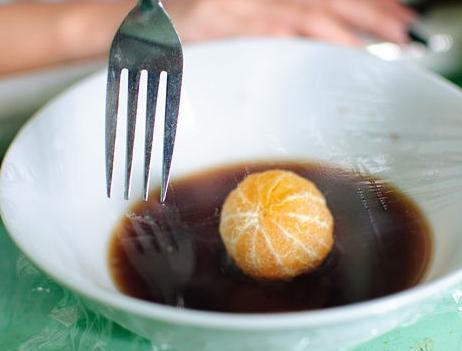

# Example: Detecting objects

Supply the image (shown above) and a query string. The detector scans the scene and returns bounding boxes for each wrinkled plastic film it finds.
[1,42,462,350]
[2,243,462,350]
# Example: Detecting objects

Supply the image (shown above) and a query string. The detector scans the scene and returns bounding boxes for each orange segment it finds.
[219,169,334,280]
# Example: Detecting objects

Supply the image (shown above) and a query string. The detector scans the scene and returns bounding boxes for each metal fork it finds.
[105,0,183,202]
[123,206,195,305]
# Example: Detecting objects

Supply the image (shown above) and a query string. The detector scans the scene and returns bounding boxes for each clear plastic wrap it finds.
[2,227,462,351]
[1,39,462,351]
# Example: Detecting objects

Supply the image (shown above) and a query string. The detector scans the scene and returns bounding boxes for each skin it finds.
[0,0,416,76]
[0,1,134,75]
[166,0,416,45]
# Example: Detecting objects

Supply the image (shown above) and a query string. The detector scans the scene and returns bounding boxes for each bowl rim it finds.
[2,38,462,331]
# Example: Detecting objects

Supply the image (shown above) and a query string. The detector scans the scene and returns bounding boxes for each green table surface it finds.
[1,75,462,351]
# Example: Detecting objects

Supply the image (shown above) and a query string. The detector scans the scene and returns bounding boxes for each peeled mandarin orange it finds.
[219,169,334,280]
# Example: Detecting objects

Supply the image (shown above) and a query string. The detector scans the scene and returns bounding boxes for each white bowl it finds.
[2,39,462,351]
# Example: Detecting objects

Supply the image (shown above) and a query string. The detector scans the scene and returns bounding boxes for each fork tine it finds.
[105,66,121,198]
[143,72,160,201]
[160,72,182,203]
[124,70,141,200]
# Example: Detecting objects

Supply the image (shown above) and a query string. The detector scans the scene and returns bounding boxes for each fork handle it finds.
[140,0,160,9]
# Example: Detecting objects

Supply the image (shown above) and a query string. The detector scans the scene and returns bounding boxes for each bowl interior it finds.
[2,39,462,314]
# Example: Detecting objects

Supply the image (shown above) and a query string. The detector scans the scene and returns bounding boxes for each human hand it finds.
[318,0,416,44]
[164,0,416,46]
[0,1,135,75]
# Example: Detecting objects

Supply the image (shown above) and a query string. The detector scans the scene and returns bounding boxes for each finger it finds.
[263,1,363,46]
[295,9,363,47]
[185,0,301,41]
[232,1,301,37]
[382,0,417,23]
[327,0,410,43]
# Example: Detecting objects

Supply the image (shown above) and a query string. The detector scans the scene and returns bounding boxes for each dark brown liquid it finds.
[109,162,432,313]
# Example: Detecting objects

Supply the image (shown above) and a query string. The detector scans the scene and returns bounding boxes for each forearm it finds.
[0,1,134,76]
